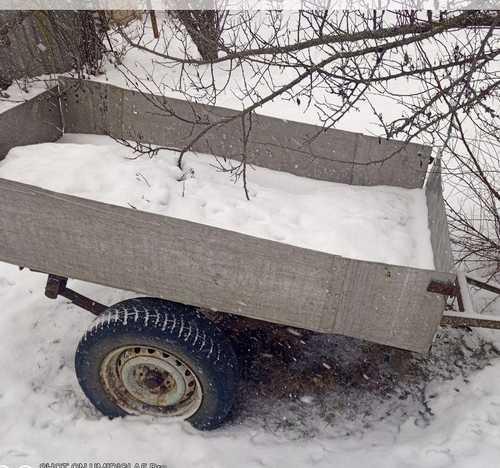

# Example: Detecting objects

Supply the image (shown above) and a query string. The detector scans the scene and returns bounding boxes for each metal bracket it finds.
[427,279,457,296]
[45,274,107,315]
[431,272,500,329]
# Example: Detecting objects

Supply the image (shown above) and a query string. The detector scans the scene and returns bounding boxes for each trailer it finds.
[0,77,498,430]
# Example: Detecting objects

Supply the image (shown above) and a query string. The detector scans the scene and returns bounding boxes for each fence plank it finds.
[0,86,61,159]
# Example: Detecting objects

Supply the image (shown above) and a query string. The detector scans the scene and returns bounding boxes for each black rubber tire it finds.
[75,297,238,430]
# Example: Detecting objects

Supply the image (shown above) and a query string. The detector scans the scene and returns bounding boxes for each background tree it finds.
[0,10,104,90]
[168,10,227,61]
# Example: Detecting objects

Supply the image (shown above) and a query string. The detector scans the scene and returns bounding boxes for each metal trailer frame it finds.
[0,77,498,355]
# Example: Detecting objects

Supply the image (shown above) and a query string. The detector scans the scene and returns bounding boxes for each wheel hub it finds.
[100,346,203,418]
[120,355,187,407]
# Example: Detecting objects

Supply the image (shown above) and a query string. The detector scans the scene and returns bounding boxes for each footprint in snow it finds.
[0,277,15,289]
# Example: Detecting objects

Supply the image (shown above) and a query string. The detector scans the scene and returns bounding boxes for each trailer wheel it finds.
[75,297,238,430]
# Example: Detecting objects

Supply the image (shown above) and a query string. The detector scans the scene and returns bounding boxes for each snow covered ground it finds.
[1,261,500,467]
[0,134,434,269]
[1,15,500,468]
[0,76,56,114]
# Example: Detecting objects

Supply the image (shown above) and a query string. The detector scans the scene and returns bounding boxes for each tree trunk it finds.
[171,10,221,62]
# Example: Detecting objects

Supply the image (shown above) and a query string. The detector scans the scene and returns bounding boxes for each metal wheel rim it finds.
[100,345,203,419]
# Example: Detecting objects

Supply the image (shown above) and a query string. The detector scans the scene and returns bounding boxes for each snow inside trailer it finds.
[0,134,435,270]
[0,79,455,353]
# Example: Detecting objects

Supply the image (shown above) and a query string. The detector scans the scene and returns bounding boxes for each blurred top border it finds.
[2,0,499,10]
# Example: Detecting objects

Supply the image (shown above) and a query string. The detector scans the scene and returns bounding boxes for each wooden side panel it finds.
[59,78,429,189]
[352,134,430,188]
[332,262,447,350]
[425,159,454,272]
[0,87,62,160]
[0,178,454,352]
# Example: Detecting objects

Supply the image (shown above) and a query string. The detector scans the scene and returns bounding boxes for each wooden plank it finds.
[457,271,474,313]
[0,86,62,159]
[441,311,500,329]
[0,177,454,352]
[59,77,429,189]
[332,261,448,351]
[352,134,430,188]
[0,12,84,83]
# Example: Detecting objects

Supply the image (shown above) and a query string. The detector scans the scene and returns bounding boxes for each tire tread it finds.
[76,298,238,429]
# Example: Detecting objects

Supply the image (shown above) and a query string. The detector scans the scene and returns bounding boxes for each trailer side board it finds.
[425,159,454,272]
[59,78,431,189]
[0,178,454,353]
[0,86,61,160]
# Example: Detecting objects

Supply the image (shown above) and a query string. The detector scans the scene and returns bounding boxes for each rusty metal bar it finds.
[150,11,159,39]
[44,274,107,315]
[427,279,456,296]
[467,275,500,295]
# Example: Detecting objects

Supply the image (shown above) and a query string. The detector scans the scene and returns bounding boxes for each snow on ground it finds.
[91,18,388,137]
[0,76,56,113]
[0,134,434,270]
[1,261,500,467]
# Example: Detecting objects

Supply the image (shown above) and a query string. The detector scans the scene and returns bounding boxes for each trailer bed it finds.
[0,134,436,270]
[0,78,456,353]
